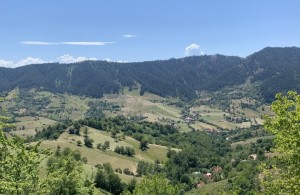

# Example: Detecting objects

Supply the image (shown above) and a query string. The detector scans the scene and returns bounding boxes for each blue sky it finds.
[0,0,299,67]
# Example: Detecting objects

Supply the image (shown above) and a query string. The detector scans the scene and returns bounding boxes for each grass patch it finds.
[12,116,57,138]
[35,126,174,184]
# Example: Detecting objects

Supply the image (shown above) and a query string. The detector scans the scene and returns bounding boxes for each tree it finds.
[180,174,192,189]
[83,127,88,138]
[0,106,45,194]
[101,141,110,150]
[96,143,102,149]
[84,138,94,148]
[74,122,81,131]
[111,130,117,138]
[125,146,135,157]
[44,155,93,194]
[140,137,149,151]
[95,163,124,194]
[114,146,135,157]
[55,145,61,156]
[95,169,107,191]
[0,132,45,194]
[69,128,80,135]
[261,91,300,194]
[123,174,184,195]
[126,178,137,193]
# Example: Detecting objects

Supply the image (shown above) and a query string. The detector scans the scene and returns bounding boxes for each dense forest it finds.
[1,47,300,102]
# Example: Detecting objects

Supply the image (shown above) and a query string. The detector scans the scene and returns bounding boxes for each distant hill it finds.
[1,47,300,102]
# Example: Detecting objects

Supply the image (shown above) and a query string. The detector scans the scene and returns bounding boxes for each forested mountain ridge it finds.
[1,47,300,102]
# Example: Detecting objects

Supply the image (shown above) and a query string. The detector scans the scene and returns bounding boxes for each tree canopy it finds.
[0,130,44,194]
[123,174,184,195]
[262,91,300,194]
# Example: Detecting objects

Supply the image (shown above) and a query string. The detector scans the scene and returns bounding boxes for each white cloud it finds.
[102,58,128,63]
[0,55,99,68]
[61,42,114,46]
[0,57,46,68]
[21,41,57,45]
[123,34,136,38]
[185,43,205,56]
[116,60,128,63]
[21,41,115,46]
[0,54,128,68]
[0,60,14,68]
[57,54,98,64]
[15,57,46,66]
[103,58,112,62]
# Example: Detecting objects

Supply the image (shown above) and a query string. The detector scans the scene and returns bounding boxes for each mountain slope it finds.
[1,47,300,102]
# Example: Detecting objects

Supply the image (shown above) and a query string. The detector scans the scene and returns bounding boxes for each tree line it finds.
[2,47,300,102]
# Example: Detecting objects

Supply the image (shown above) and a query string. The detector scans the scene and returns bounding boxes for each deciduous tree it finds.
[123,174,184,195]
[0,101,44,194]
[262,91,300,194]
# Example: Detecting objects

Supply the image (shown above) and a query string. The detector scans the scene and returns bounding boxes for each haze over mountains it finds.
[1,47,300,102]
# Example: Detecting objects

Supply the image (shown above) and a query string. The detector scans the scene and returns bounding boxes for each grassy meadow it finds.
[35,126,175,183]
